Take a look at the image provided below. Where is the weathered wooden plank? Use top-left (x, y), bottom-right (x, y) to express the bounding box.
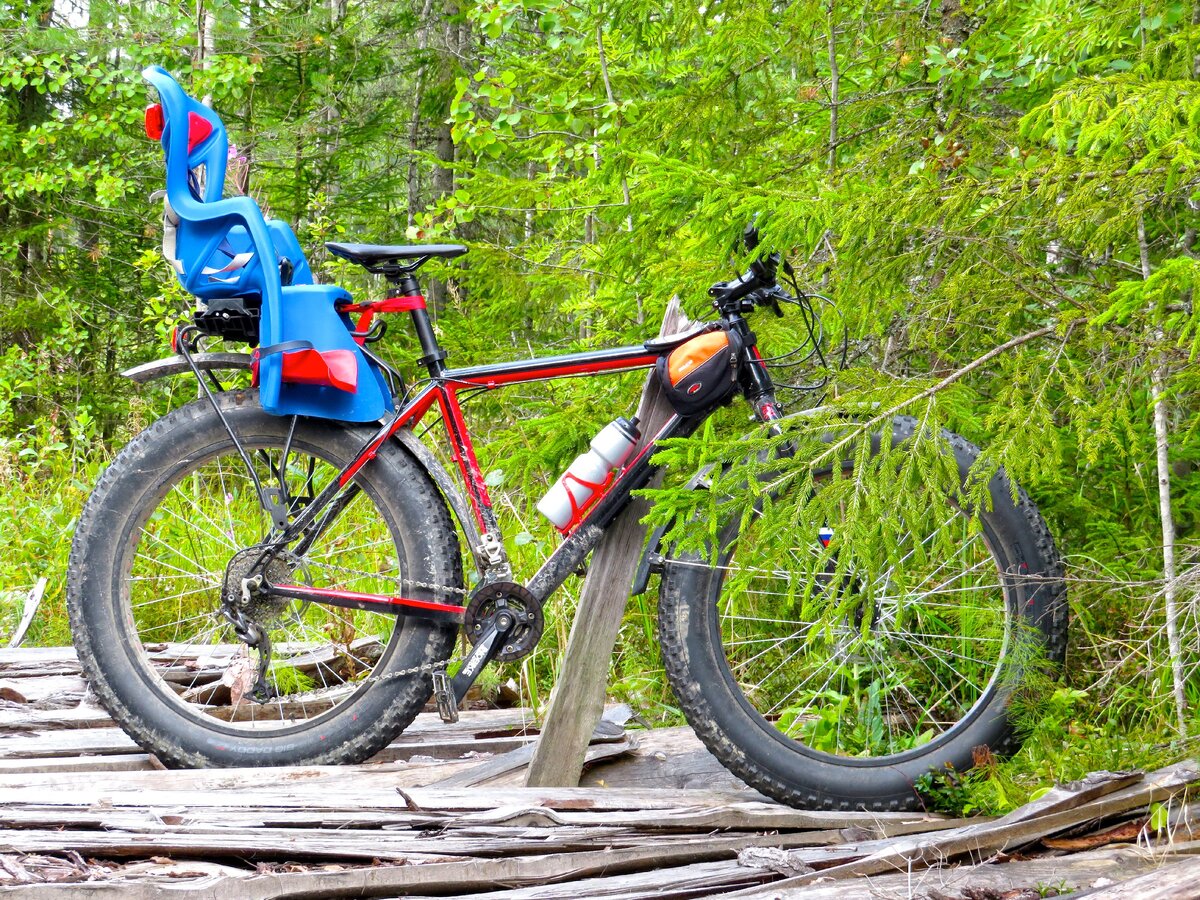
top-left (0, 641), bottom-right (379, 678)
top-left (0, 724), bottom-right (758, 787)
top-left (5, 578), bottom-right (46, 650)
top-left (0, 736), bottom-right (541, 774)
top-left (0, 798), bottom-right (963, 837)
top-left (2, 842), bottom-right (1188, 900)
top-left (0, 727), bottom-right (141, 759)
top-left (0, 676), bottom-right (87, 709)
top-left (0, 754), bottom-right (158, 775)
top-left (0, 816), bottom-right (959, 864)
top-left (418, 842), bottom-right (1188, 900)
top-left (0, 707), bottom-right (539, 761)
top-left (434, 707), bottom-right (633, 788)
top-left (0, 839), bottom-right (776, 900)
top-left (0, 779), bottom-right (946, 827)
top-left (1074, 852), bottom-right (1200, 899)
top-left (0, 646), bottom-right (80, 676)
top-left (432, 736), bottom-right (635, 788)
top-left (720, 760), bottom-right (1200, 895)
top-left (994, 768), bottom-right (1146, 825)
top-left (526, 297), bottom-right (684, 789)
top-left (413, 860), bottom-right (765, 900)
top-left (713, 844), bottom-right (1191, 900)
top-left (0, 703), bottom-right (115, 733)
top-left (580, 725), bottom-right (769, 796)
top-left (0, 829), bottom-right (459, 863)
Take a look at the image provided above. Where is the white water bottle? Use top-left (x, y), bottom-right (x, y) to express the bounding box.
top-left (537, 416), bottom-right (641, 529)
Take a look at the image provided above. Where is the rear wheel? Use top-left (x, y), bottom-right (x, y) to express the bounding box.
top-left (68, 391), bottom-right (463, 767)
top-left (658, 417), bottom-right (1066, 810)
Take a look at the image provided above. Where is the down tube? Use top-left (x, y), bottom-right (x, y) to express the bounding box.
top-left (524, 413), bottom-right (702, 604)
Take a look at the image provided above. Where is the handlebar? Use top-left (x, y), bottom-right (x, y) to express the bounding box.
top-left (708, 252), bottom-right (788, 316)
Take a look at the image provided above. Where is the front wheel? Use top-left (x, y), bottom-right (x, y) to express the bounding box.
top-left (658, 416), bottom-right (1067, 810)
top-left (67, 391), bottom-right (463, 767)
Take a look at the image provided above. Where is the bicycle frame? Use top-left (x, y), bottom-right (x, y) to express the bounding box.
top-left (260, 341), bottom-right (708, 624)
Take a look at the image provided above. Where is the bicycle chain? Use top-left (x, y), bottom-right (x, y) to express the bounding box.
top-left (370, 653), bottom-right (458, 685)
top-left (397, 577), bottom-right (468, 598)
top-left (364, 575), bottom-right (465, 686)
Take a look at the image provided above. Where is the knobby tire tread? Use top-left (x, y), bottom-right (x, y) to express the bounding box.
top-left (658, 416), bottom-right (1068, 811)
top-left (67, 391), bottom-right (462, 768)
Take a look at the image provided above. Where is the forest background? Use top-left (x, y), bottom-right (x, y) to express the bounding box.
top-left (4, 0), bottom-right (1200, 814)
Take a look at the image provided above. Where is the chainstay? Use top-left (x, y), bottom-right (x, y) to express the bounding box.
top-left (261, 576), bottom-right (465, 687)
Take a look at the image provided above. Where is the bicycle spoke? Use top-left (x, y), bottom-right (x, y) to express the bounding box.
top-left (710, 463), bottom-right (1015, 759)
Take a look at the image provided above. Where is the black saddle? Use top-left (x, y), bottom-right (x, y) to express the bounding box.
top-left (326, 242), bottom-right (468, 274)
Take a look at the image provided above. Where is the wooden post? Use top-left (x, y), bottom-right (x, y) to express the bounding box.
top-left (526, 298), bottom-right (686, 788)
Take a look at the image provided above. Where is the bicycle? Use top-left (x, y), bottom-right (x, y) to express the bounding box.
top-left (66, 67), bottom-right (1067, 811)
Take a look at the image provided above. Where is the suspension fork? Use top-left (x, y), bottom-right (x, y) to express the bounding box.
top-left (730, 315), bottom-right (786, 433)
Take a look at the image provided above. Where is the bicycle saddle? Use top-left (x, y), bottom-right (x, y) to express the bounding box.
top-left (326, 242), bottom-right (468, 271)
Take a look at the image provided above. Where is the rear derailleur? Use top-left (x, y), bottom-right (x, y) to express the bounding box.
top-left (219, 550), bottom-right (285, 704)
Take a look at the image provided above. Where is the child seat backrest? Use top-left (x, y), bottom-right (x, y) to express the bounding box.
top-left (142, 66), bottom-right (316, 302)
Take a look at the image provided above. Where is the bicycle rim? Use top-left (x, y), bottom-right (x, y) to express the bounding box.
top-left (122, 438), bottom-right (414, 732)
top-left (709, 479), bottom-right (1016, 762)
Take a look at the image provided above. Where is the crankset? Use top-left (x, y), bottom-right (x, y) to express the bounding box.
top-left (432, 581), bottom-right (539, 724)
top-left (464, 581), bottom-right (543, 662)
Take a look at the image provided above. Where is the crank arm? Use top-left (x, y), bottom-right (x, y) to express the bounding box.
top-left (449, 611), bottom-right (516, 708)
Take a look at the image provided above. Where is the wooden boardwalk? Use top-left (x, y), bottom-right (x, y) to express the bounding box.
top-left (2, 647), bottom-right (1199, 898)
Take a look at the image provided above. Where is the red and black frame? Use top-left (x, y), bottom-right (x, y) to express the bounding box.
top-left (205, 260), bottom-right (782, 708)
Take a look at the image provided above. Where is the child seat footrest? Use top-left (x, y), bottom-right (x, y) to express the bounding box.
top-left (253, 340), bottom-right (358, 393)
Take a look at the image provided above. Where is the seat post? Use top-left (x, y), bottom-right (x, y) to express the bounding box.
top-left (389, 272), bottom-right (447, 377)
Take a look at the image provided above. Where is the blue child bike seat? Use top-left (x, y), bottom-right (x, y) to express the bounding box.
top-left (142, 65), bottom-right (391, 423)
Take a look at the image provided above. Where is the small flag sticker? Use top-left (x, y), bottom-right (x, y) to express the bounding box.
top-left (818, 526), bottom-right (834, 548)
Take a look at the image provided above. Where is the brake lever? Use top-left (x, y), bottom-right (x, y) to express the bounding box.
top-left (753, 287), bottom-right (787, 318)
top-left (769, 294), bottom-right (785, 318)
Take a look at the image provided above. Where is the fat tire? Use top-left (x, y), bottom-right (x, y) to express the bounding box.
top-left (657, 416), bottom-right (1067, 810)
top-left (67, 390), bottom-right (462, 768)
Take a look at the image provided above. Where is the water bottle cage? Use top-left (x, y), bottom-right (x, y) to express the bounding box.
top-left (556, 468), bottom-right (618, 536)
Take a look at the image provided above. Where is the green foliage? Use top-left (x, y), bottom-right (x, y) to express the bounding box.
top-left (6, 0), bottom-right (1200, 800)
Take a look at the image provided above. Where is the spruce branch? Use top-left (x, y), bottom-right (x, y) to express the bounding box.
top-left (812, 324), bottom-right (1059, 468)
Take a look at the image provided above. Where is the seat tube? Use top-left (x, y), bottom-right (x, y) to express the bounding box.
top-left (394, 272), bottom-right (448, 377)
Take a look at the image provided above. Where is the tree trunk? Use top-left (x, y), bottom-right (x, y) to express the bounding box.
top-left (826, 0), bottom-right (838, 176)
top-left (428, 0), bottom-right (461, 313)
top-left (406, 0), bottom-right (437, 228)
top-left (195, 0), bottom-right (216, 105)
top-left (323, 0), bottom-right (347, 200)
top-left (1141, 212), bottom-right (1188, 738)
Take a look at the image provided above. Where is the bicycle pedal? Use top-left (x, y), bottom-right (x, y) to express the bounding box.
top-left (432, 671), bottom-right (459, 724)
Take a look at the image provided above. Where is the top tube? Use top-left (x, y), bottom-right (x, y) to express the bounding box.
top-left (444, 345), bottom-right (657, 389)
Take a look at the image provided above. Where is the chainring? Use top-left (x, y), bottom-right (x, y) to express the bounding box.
top-left (464, 581), bottom-right (543, 662)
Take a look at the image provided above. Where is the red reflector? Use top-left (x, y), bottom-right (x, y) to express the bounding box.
top-left (280, 348), bottom-right (358, 393)
top-left (169, 326), bottom-right (179, 353)
top-left (145, 104), bottom-right (165, 140)
top-left (187, 111), bottom-right (213, 152)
